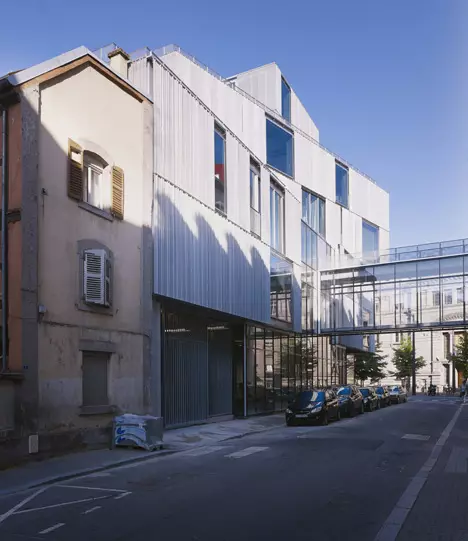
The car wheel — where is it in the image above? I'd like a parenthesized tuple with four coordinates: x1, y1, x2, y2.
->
(377, 400, 381, 410)
(336, 409, 341, 422)
(321, 412, 329, 426)
(369, 402, 374, 412)
(360, 402, 365, 414)
(286, 419, 294, 427)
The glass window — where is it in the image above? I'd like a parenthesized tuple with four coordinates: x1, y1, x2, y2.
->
(457, 287, 464, 304)
(266, 119, 293, 177)
(214, 125, 226, 213)
(281, 78, 291, 122)
(270, 253, 292, 323)
(83, 153, 108, 210)
(433, 291, 441, 306)
(250, 160, 261, 236)
(335, 162, 349, 207)
(270, 181, 285, 252)
(362, 221, 379, 259)
(444, 289, 453, 305)
(302, 189, 325, 237)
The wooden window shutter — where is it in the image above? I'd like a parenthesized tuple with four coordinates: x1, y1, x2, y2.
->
(84, 249, 106, 305)
(68, 139, 83, 201)
(111, 166, 124, 220)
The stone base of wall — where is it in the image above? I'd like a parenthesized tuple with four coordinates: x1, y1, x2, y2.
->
(0, 425, 112, 471)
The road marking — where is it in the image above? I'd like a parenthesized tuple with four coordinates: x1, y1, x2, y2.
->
(0, 487, 47, 525)
(82, 506, 101, 515)
(445, 447, 468, 473)
(374, 403, 463, 541)
(39, 523, 65, 535)
(15, 495, 109, 515)
(114, 492, 131, 500)
(225, 447, 269, 459)
(184, 445, 225, 457)
(58, 484, 127, 493)
(402, 434, 430, 441)
(87, 472, 111, 478)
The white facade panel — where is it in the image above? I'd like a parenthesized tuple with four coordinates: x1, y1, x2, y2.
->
(349, 169, 390, 232)
(325, 203, 341, 251)
(154, 175, 271, 323)
(233, 63, 282, 116)
(226, 133, 250, 231)
(291, 90, 319, 140)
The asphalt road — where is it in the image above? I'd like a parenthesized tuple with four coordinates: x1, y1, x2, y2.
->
(0, 396, 466, 541)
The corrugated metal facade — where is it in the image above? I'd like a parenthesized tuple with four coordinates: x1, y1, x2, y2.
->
(154, 174, 271, 323)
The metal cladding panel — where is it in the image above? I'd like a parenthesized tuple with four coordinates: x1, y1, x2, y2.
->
(226, 133, 250, 231)
(128, 57, 152, 97)
(154, 175, 271, 323)
(153, 60, 214, 207)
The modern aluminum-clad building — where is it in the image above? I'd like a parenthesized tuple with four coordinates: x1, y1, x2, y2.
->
(125, 44, 390, 427)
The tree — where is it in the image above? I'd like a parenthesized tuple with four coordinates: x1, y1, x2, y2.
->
(354, 341, 387, 384)
(391, 336, 425, 385)
(450, 332, 468, 378)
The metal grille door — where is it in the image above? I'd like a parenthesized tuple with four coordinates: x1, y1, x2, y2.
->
(208, 328, 233, 417)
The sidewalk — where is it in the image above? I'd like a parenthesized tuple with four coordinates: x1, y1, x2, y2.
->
(0, 414, 285, 497)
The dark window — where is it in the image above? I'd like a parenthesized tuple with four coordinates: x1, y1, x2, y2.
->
(270, 180, 285, 252)
(444, 289, 453, 305)
(301, 222, 317, 268)
(214, 125, 226, 213)
(457, 287, 464, 304)
(360, 388, 369, 397)
(266, 119, 293, 177)
(270, 252, 292, 323)
(281, 78, 291, 122)
(82, 351, 109, 407)
(292, 390, 324, 407)
(433, 291, 441, 306)
(337, 386, 351, 395)
(302, 189, 325, 236)
(335, 162, 349, 207)
(443, 333, 450, 358)
(250, 160, 261, 236)
(362, 220, 379, 259)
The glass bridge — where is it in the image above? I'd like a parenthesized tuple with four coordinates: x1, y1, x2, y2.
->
(320, 238, 468, 335)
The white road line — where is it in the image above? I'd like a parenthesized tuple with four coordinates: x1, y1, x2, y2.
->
(184, 445, 225, 457)
(39, 523, 65, 535)
(14, 495, 109, 515)
(401, 434, 430, 441)
(0, 487, 47, 525)
(114, 492, 131, 500)
(225, 447, 269, 459)
(58, 484, 127, 493)
(374, 403, 463, 541)
(82, 506, 101, 515)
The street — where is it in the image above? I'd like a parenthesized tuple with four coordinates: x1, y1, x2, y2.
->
(0, 396, 466, 541)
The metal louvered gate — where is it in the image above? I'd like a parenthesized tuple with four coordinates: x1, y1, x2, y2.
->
(163, 311, 233, 428)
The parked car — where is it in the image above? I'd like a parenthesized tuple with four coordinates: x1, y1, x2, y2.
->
(374, 386, 391, 407)
(360, 387, 380, 412)
(387, 385, 408, 404)
(285, 389, 341, 426)
(337, 385, 364, 417)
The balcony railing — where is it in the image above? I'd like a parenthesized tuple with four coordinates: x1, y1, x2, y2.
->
(250, 207, 261, 237)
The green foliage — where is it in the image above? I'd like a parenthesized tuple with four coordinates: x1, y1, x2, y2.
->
(354, 342, 387, 383)
(391, 336, 425, 379)
(450, 332, 468, 378)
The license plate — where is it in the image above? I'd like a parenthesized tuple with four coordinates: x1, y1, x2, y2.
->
(295, 414, 308, 418)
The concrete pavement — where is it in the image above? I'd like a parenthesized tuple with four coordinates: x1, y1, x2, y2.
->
(0, 396, 466, 540)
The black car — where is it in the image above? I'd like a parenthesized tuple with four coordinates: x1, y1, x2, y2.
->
(360, 387, 380, 412)
(374, 386, 391, 407)
(337, 385, 364, 417)
(285, 389, 340, 426)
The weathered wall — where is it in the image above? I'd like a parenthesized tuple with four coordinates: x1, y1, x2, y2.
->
(35, 63, 151, 434)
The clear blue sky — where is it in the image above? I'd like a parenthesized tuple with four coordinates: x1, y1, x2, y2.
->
(2, 0, 466, 248)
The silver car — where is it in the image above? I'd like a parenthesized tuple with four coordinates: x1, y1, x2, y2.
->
(387, 385, 408, 404)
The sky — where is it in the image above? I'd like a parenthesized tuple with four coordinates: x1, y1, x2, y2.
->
(1, 0, 466, 249)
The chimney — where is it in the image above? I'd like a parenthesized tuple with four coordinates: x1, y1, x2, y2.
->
(108, 47, 130, 78)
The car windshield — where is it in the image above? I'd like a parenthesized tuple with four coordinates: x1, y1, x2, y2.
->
(337, 387, 351, 395)
(291, 391, 324, 408)
(376, 387, 384, 393)
(389, 387, 399, 393)
(360, 389, 369, 397)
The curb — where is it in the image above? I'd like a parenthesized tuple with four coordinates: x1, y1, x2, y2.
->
(0, 421, 285, 498)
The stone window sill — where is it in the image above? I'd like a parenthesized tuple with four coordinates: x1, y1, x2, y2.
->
(79, 405, 117, 416)
(78, 202, 114, 222)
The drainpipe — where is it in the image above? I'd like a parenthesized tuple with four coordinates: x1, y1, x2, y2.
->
(1, 106, 7, 372)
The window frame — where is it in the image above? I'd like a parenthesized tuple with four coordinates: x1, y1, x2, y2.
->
(214, 123, 227, 215)
(281, 77, 291, 123)
(250, 159, 261, 237)
(335, 161, 349, 208)
(270, 179, 285, 253)
(362, 219, 379, 259)
(266, 117, 294, 178)
(302, 188, 326, 238)
(83, 152, 109, 211)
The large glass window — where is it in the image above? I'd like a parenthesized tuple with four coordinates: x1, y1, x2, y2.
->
(266, 119, 293, 177)
(302, 189, 325, 237)
(214, 125, 226, 213)
(281, 78, 291, 122)
(270, 253, 292, 323)
(362, 220, 379, 260)
(250, 160, 261, 236)
(335, 162, 349, 207)
(270, 180, 285, 252)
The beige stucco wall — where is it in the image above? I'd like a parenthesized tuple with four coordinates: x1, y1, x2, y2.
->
(36, 63, 151, 431)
